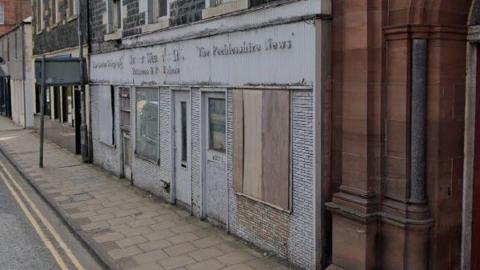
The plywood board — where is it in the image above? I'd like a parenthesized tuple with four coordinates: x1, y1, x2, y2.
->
(261, 90, 290, 209)
(242, 90, 263, 199)
(232, 90, 244, 193)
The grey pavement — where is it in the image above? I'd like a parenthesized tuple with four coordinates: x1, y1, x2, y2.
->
(0, 166, 60, 270)
(0, 133, 102, 270)
(0, 117, 297, 270)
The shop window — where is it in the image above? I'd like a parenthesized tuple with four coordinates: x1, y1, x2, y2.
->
(108, 0, 122, 33)
(98, 86, 115, 145)
(208, 98, 225, 152)
(136, 88, 159, 162)
(0, 4, 4, 25)
(147, 0, 168, 24)
(233, 90, 290, 210)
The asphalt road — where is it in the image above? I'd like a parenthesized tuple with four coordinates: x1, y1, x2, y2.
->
(0, 151, 103, 270)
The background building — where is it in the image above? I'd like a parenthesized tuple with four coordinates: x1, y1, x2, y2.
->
(31, 0, 88, 154)
(0, 0, 31, 35)
(0, 18, 34, 128)
(88, 0, 331, 268)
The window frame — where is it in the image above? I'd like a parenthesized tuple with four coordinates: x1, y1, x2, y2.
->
(147, 0, 169, 24)
(97, 85, 116, 146)
(67, 0, 79, 19)
(135, 87, 160, 164)
(207, 97, 226, 153)
(37, 0, 45, 32)
(107, 0, 123, 33)
(0, 3, 5, 25)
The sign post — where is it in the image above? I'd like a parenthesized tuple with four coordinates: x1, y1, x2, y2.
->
(35, 57, 85, 168)
(39, 56, 45, 168)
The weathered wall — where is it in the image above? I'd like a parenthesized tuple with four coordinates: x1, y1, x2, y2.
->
(88, 0, 329, 268)
(0, 23, 34, 128)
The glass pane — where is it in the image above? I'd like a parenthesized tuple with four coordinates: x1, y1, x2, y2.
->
(208, 98, 225, 152)
(159, 0, 167, 17)
(181, 101, 187, 163)
(136, 89, 159, 161)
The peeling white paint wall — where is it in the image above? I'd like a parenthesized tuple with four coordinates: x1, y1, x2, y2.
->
(91, 22, 316, 86)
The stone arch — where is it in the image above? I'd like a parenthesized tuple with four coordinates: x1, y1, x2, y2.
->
(407, 0, 472, 25)
(469, 0, 480, 25)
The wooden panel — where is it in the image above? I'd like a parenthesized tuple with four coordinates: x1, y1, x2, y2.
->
(472, 47, 480, 270)
(261, 90, 290, 209)
(242, 90, 263, 199)
(232, 90, 244, 193)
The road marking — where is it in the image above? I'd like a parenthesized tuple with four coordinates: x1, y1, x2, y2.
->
(0, 169, 69, 270)
(0, 160, 85, 270)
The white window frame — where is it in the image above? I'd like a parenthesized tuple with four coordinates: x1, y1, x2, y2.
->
(202, 0, 248, 19)
(72, 0, 79, 17)
(142, 0, 170, 33)
(106, 0, 123, 37)
(38, 0, 45, 32)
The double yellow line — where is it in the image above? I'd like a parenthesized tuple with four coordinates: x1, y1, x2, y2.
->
(0, 159, 85, 270)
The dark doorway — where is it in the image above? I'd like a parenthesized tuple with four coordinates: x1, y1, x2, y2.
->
(0, 76, 11, 118)
(53, 87, 60, 120)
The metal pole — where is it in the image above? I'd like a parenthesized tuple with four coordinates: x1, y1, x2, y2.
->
(77, 0, 88, 162)
(39, 55, 46, 168)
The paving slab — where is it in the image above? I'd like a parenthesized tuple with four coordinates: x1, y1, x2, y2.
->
(0, 117, 298, 270)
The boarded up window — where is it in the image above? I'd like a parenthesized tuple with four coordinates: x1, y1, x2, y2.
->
(233, 90, 290, 210)
(98, 86, 115, 146)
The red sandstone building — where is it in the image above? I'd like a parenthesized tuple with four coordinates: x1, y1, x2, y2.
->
(324, 0, 480, 269)
(0, 0, 31, 36)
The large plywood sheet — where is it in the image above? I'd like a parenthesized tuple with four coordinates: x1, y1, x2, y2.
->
(232, 90, 244, 192)
(261, 90, 290, 209)
(242, 90, 263, 199)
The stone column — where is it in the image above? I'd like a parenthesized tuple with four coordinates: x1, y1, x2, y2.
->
(410, 39, 427, 203)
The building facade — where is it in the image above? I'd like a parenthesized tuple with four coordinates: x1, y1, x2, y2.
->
(0, 18, 34, 128)
(88, 0, 331, 268)
(32, 0, 89, 154)
(0, 0, 31, 35)
(326, 1, 479, 270)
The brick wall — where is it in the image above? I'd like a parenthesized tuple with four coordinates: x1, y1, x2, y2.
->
(0, 0, 31, 35)
(32, 0, 87, 55)
(169, 0, 204, 27)
(88, 0, 287, 55)
(226, 89, 316, 269)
